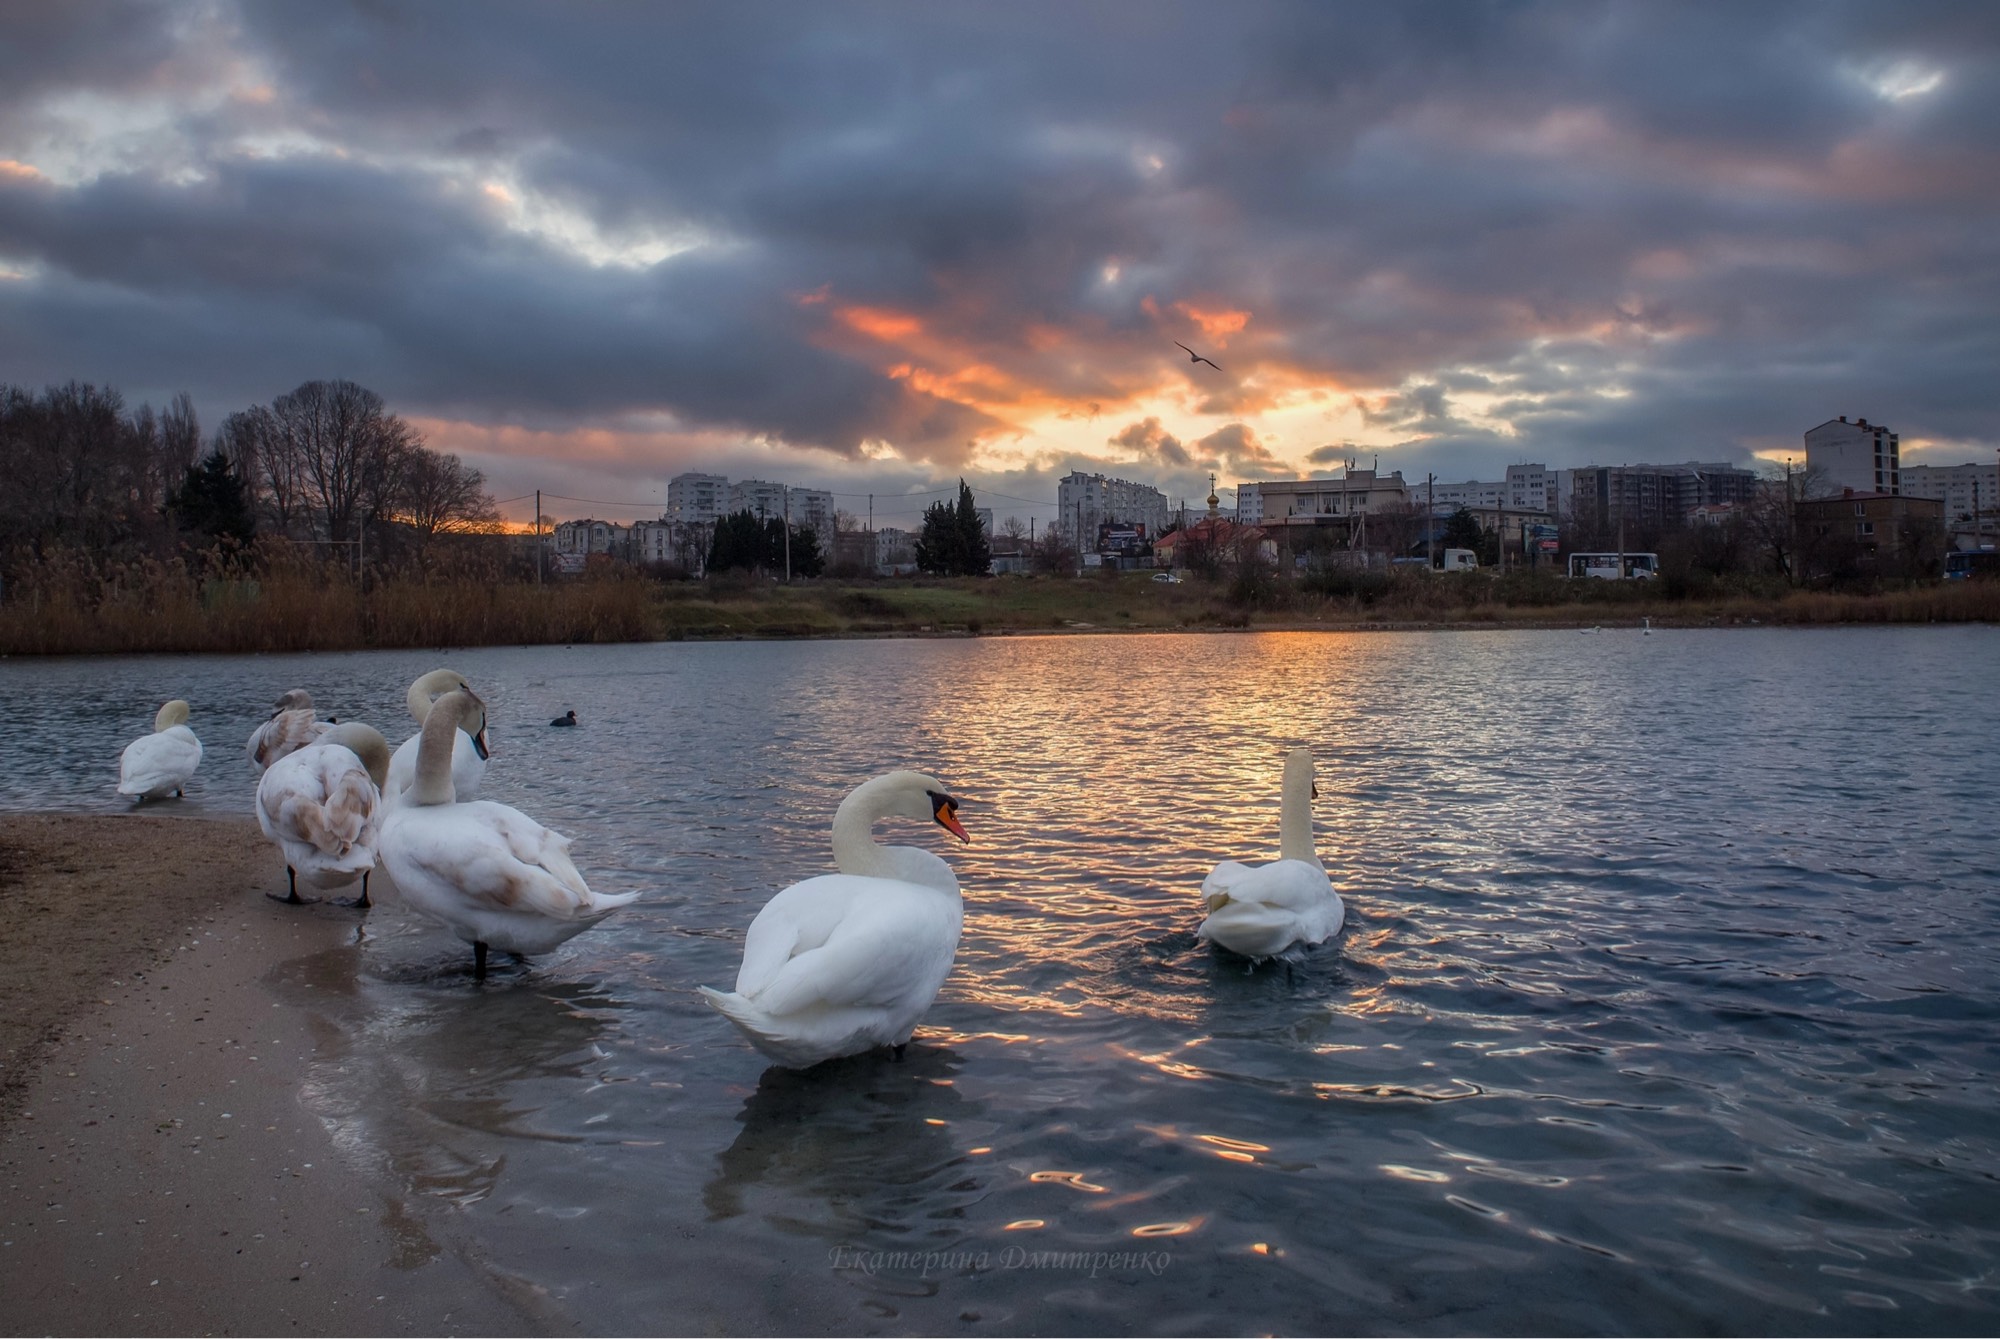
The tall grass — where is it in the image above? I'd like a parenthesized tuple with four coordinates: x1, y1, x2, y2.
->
(2, 546, 1993, 657)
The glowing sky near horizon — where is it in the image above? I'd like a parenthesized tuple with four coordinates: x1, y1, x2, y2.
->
(1, 2, 1996, 527)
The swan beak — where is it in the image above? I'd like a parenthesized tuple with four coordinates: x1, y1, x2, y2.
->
(472, 727, 491, 761)
(930, 792, 969, 844)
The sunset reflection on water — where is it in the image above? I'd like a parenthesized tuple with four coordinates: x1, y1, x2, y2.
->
(4, 627, 1999, 1334)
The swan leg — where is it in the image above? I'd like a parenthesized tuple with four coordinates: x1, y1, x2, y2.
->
(890, 1043, 907, 1062)
(267, 867, 307, 905)
(474, 940, 489, 979)
(334, 872, 371, 910)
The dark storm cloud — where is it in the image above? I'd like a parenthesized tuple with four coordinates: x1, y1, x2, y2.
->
(1, 0, 1996, 488)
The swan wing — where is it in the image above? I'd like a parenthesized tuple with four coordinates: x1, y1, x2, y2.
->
(1200, 860, 1258, 910)
(118, 729, 202, 795)
(733, 875, 872, 996)
(1231, 858, 1338, 914)
(748, 881, 959, 1018)
(392, 802, 625, 920)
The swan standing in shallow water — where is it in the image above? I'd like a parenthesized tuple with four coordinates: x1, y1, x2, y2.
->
(117, 699, 203, 800)
(1198, 747, 1345, 959)
(378, 688, 637, 977)
(255, 722, 392, 907)
(245, 689, 331, 773)
(383, 668, 487, 806)
(701, 771, 969, 1069)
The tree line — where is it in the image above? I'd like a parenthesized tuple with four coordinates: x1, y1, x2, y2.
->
(1, 378, 502, 580)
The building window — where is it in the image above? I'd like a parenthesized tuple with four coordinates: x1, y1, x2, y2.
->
(1857, 521, 1875, 537)
(1855, 502, 1867, 515)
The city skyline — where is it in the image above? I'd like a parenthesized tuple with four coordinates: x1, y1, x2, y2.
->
(3, 3, 1996, 529)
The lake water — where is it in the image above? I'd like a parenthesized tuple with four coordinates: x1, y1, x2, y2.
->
(4, 628, 1998, 1334)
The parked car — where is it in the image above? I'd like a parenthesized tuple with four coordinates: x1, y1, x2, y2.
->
(1151, 571, 1183, 583)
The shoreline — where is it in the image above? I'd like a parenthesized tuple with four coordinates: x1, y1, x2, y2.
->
(0, 813, 540, 1337)
(3, 574, 1993, 657)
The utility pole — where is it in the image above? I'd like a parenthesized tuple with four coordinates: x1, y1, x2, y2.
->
(783, 486, 792, 582)
(1427, 473, 1436, 569)
(535, 489, 543, 587)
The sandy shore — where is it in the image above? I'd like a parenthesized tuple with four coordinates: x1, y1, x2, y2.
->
(0, 813, 542, 1337)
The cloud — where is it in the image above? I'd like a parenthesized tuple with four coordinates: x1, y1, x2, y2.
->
(0, 0, 1995, 522)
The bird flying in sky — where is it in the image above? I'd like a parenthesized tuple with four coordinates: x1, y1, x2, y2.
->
(1174, 341, 1221, 370)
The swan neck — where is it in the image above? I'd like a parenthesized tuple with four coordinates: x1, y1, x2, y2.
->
(408, 702, 462, 806)
(1278, 761, 1317, 864)
(407, 668, 465, 725)
(830, 783, 898, 878)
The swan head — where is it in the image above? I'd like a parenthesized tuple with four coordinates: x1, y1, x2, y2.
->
(407, 668, 469, 724)
(858, 770, 968, 844)
(154, 699, 191, 731)
(319, 722, 392, 788)
(1285, 746, 1317, 801)
(271, 688, 314, 716)
(430, 687, 492, 761)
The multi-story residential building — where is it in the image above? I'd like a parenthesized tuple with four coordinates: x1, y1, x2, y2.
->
(1506, 463, 1558, 514)
(1419, 478, 1505, 511)
(1796, 490, 1943, 562)
(1902, 461, 2000, 523)
(630, 519, 673, 564)
(790, 488, 835, 539)
(1563, 462, 1758, 533)
(875, 527, 915, 570)
(729, 478, 789, 521)
(1249, 469, 1412, 526)
(666, 472, 730, 526)
(1235, 484, 1262, 525)
(552, 519, 629, 557)
(1805, 416, 1901, 495)
(1057, 471, 1170, 542)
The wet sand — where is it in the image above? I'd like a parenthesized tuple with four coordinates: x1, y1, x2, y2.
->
(0, 813, 543, 1337)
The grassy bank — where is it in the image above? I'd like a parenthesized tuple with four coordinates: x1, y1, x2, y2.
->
(2, 555, 1996, 656)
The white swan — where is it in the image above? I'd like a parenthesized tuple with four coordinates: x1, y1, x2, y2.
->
(254, 722, 392, 907)
(244, 689, 332, 773)
(383, 668, 487, 806)
(377, 688, 637, 977)
(117, 699, 203, 800)
(700, 771, 970, 1069)
(1198, 747, 1345, 959)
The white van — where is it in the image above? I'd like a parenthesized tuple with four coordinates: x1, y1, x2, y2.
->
(1441, 549, 1478, 571)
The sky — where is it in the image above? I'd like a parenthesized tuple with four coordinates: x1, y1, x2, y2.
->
(2, 1, 1996, 529)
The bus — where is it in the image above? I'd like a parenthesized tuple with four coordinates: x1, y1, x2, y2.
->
(1567, 552, 1659, 580)
(1944, 549, 2000, 581)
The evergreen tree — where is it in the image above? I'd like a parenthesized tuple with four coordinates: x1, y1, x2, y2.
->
(172, 448, 256, 543)
(915, 478, 991, 576)
(1441, 507, 1483, 557)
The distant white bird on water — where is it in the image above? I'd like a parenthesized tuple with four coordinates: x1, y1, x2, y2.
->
(117, 699, 203, 800)
(1198, 747, 1345, 960)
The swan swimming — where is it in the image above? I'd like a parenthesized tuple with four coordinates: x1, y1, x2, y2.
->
(378, 687, 637, 977)
(1197, 747, 1345, 960)
(383, 668, 488, 806)
(245, 689, 331, 773)
(700, 771, 969, 1069)
(117, 699, 203, 800)
(254, 721, 392, 907)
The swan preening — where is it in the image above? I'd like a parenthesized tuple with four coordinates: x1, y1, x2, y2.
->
(245, 689, 332, 773)
(701, 771, 969, 1069)
(383, 668, 488, 806)
(378, 687, 637, 977)
(254, 721, 393, 906)
(1198, 748, 1345, 960)
(117, 699, 203, 801)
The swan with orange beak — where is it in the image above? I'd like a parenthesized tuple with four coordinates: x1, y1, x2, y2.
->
(701, 770, 970, 1068)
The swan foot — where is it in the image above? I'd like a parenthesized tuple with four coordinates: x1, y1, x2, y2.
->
(333, 872, 372, 910)
(267, 868, 307, 905)
(890, 1043, 907, 1062)
(474, 940, 489, 979)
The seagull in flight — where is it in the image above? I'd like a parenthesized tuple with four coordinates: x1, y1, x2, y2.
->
(1174, 341, 1222, 371)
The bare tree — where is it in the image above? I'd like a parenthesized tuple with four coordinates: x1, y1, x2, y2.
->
(219, 404, 307, 537)
(398, 448, 500, 538)
(269, 380, 414, 542)
(159, 392, 202, 487)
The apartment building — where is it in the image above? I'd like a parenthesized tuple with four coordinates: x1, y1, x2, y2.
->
(1902, 461, 2000, 523)
(1805, 416, 1901, 495)
(1056, 471, 1170, 541)
(666, 472, 730, 525)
